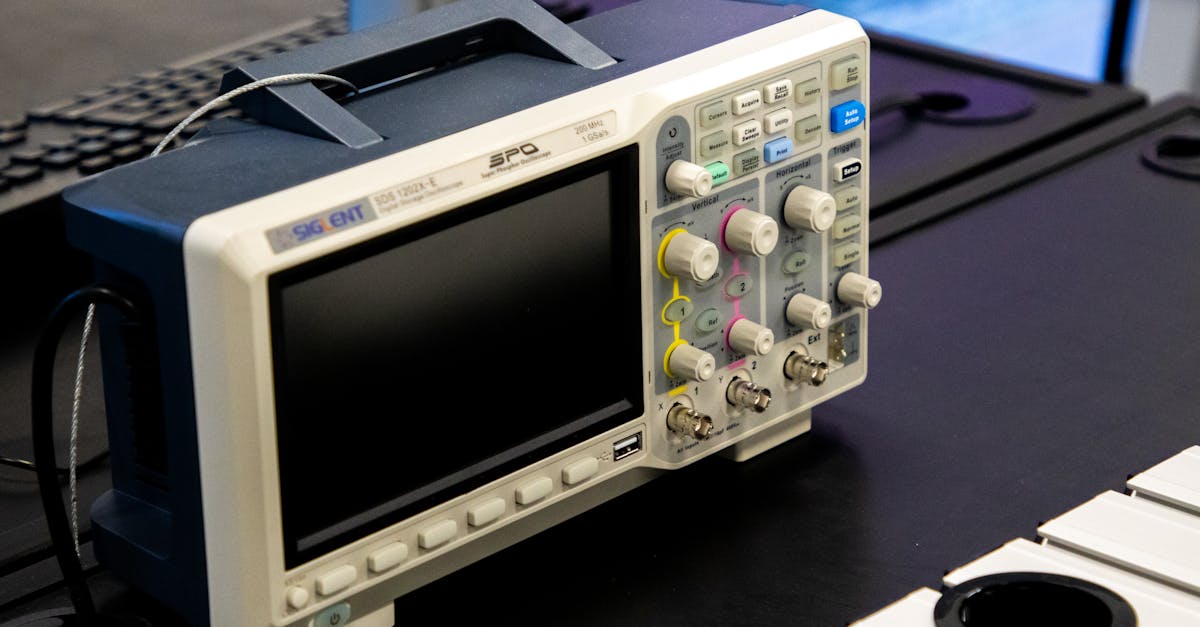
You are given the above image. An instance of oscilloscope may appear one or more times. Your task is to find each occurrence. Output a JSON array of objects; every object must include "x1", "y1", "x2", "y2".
[{"x1": 60, "y1": 1, "x2": 881, "y2": 624}]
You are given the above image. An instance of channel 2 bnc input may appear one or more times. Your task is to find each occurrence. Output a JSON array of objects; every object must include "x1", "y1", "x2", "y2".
[
  {"x1": 666, "y1": 404, "x2": 714, "y2": 440},
  {"x1": 784, "y1": 352, "x2": 829, "y2": 386},
  {"x1": 726, "y1": 378, "x2": 771, "y2": 413}
]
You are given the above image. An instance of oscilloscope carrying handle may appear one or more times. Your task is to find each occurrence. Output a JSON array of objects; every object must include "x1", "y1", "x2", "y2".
[{"x1": 221, "y1": 0, "x2": 617, "y2": 149}]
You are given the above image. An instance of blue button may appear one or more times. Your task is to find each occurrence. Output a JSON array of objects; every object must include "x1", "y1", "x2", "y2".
[
  {"x1": 830, "y1": 100, "x2": 865, "y2": 133},
  {"x1": 763, "y1": 137, "x2": 793, "y2": 164},
  {"x1": 315, "y1": 603, "x2": 351, "y2": 627}
]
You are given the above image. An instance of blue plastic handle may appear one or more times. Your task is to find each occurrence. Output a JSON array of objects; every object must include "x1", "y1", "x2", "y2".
[{"x1": 221, "y1": 0, "x2": 616, "y2": 148}]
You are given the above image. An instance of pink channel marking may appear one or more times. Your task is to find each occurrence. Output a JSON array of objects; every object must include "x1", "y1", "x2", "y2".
[{"x1": 718, "y1": 205, "x2": 746, "y2": 251}]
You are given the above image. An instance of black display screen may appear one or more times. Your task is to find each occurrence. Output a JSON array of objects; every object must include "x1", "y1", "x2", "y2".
[{"x1": 269, "y1": 146, "x2": 642, "y2": 567}]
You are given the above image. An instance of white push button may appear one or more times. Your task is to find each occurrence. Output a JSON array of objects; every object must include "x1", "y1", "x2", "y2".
[
  {"x1": 733, "y1": 120, "x2": 762, "y2": 146},
  {"x1": 763, "y1": 79, "x2": 792, "y2": 104},
  {"x1": 515, "y1": 476, "x2": 553, "y2": 505},
  {"x1": 830, "y1": 56, "x2": 862, "y2": 90},
  {"x1": 417, "y1": 519, "x2": 458, "y2": 549},
  {"x1": 764, "y1": 108, "x2": 793, "y2": 135},
  {"x1": 834, "y1": 158, "x2": 862, "y2": 182},
  {"x1": 562, "y1": 457, "x2": 600, "y2": 485},
  {"x1": 732, "y1": 90, "x2": 762, "y2": 115},
  {"x1": 314, "y1": 565, "x2": 357, "y2": 596},
  {"x1": 367, "y1": 542, "x2": 408, "y2": 573},
  {"x1": 286, "y1": 586, "x2": 310, "y2": 609},
  {"x1": 467, "y1": 498, "x2": 506, "y2": 527}
]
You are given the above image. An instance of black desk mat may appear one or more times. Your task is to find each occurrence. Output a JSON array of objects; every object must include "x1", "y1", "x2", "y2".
[{"x1": 869, "y1": 32, "x2": 1145, "y2": 231}]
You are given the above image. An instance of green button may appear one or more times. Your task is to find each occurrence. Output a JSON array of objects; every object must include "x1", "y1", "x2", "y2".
[
  {"x1": 696, "y1": 308, "x2": 722, "y2": 333},
  {"x1": 783, "y1": 251, "x2": 810, "y2": 275},
  {"x1": 662, "y1": 297, "x2": 694, "y2": 323},
  {"x1": 724, "y1": 272, "x2": 754, "y2": 298},
  {"x1": 705, "y1": 161, "x2": 730, "y2": 186}
]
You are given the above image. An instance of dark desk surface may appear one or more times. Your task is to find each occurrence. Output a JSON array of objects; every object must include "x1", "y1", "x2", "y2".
[{"x1": 2, "y1": 2, "x2": 1196, "y2": 625}]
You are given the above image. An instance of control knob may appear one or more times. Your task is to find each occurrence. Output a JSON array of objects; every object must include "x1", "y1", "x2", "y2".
[
  {"x1": 667, "y1": 344, "x2": 717, "y2": 382},
  {"x1": 724, "y1": 208, "x2": 779, "y2": 256},
  {"x1": 728, "y1": 319, "x2": 774, "y2": 356},
  {"x1": 786, "y1": 293, "x2": 832, "y2": 329},
  {"x1": 837, "y1": 272, "x2": 883, "y2": 309},
  {"x1": 665, "y1": 160, "x2": 713, "y2": 198},
  {"x1": 783, "y1": 185, "x2": 837, "y2": 233},
  {"x1": 663, "y1": 232, "x2": 720, "y2": 282}
]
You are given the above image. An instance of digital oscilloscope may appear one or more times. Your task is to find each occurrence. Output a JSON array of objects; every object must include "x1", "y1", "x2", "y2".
[{"x1": 60, "y1": 1, "x2": 881, "y2": 624}]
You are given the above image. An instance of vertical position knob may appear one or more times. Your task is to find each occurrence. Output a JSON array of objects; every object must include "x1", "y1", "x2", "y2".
[
  {"x1": 665, "y1": 160, "x2": 713, "y2": 198},
  {"x1": 728, "y1": 318, "x2": 774, "y2": 356},
  {"x1": 663, "y1": 232, "x2": 720, "y2": 282},
  {"x1": 784, "y1": 185, "x2": 837, "y2": 233},
  {"x1": 786, "y1": 293, "x2": 832, "y2": 329},
  {"x1": 837, "y1": 272, "x2": 882, "y2": 309},
  {"x1": 724, "y1": 208, "x2": 779, "y2": 256},
  {"x1": 667, "y1": 344, "x2": 717, "y2": 382}
]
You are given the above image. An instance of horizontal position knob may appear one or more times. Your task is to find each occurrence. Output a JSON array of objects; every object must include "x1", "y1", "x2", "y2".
[
  {"x1": 786, "y1": 293, "x2": 832, "y2": 329},
  {"x1": 665, "y1": 160, "x2": 713, "y2": 198},
  {"x1": 784, "y1": 185, "x2": 837, "y2": 233},
  {"x1": 667, "y1": 344, "x2": 717, "y2": 382},
  {"x1": 728, "y1": 318, "x2": 774, "y2": 356},
  {"x1": 663, "y1": 232, "x2": 720, "y2": 282},
  {"x1": 724, "y1": 208, "x2": 779, "y2": 256},
  {"x1": 837, "y1": 272, "x2": 883, "y2": 309}
]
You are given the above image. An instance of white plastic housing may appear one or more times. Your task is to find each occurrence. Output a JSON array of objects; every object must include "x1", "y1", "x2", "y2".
[
  {"x1": 728, "y1": 319, "x2": 774, "y2": 356},
  {"x1": 724, "y1": 209, "x2": 779, "y2": 256},
  {"x1": 786, "y1": 293, "x2": 832, "y2": 329},
  {"x1": 837, "y1": 272, "x2": 882, "y2": 309},
  {"x1": 663, "y1": 232, "x2": 720, "y2": 282},
  {"x1": 665, "y1": 160, "x2": 713, "y2": 198},
  {"x1": 668, "y1": 344, "x2": 717, "y2": 381},
  {"x1": 784, "y1": 185, "x2": 837, "y2": 232}
]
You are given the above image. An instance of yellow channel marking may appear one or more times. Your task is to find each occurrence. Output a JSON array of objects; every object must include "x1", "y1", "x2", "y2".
[{"x1": 668, "y1": 384, "x2": 689, "y2": 397}]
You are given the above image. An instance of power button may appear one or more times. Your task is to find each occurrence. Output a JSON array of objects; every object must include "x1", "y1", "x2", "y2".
[{"x1": 315, "y1": 602, "x2": 351, "y2": 627}]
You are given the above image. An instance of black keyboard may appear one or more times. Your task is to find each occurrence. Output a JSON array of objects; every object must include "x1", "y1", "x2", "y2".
[{"x1": 0, "y1": 11, "x2": 348, "y2": 219}]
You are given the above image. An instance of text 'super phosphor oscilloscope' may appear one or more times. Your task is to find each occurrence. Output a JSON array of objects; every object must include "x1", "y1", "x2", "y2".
[{"x1": 58, "y1": 1, "x2": 881, "y2": 624}]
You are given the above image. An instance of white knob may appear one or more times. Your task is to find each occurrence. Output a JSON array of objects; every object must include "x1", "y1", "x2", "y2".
[
  {"x1": 837, "y1": 272, "x2": 882, "y2": 309},
  {"x1": 286, "y1": 586, "x2": 310, "y2": 609},
  {"x1": 665, "y1": 160, "x2": 713, "y2": 198},
  {"x1": 728, "y1": 319, "x2": 774, "y2": 356},
  {"x1": 784, "y1": 186, "x2": 837, "y2": 233},
  {"x1": 786, "y1": 294, "x2": 832, "y2": 329},
  {"x1": 668, "y1": 344, "x2": 717, "y2": 381},
  {"x1": 724, "y1": 209, "x2": 779, "y2": 256},
  {"x1": 664, "y1": 232, "x2": 720, "y2": 282}
]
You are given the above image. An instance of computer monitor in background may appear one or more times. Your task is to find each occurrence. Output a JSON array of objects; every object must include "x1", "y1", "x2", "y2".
[{"x1": 747, "y1": 0, "x2": 1137, "y2": 83}]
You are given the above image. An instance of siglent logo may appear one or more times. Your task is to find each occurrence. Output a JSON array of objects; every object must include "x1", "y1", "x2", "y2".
[{"x1": 292, "y1": 204, "x2": 366, "y2": 241}]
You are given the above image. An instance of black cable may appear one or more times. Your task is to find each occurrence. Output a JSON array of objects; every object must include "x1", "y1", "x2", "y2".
[
  {"x1": 32, "y1": 285, "x2": 141, "y2": 626},
  {"x1": 0, "y1": 451, "x2": 110, "y2": 476}
]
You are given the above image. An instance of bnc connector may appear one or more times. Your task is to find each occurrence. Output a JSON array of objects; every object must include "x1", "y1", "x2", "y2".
[
  {"x1": 666, "y1": 404, "x2": 715, "y2": 440},
  {"x1": 784, "y1": 352, "x2": 829, "y2": 386},
  {"x1": 726, "y1": 378, "x2": 771, "y2": 413}
]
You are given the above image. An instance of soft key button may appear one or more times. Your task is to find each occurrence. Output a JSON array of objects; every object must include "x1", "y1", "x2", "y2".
[
  {"x1": 764, "y1": 78, "x2": 792, "y2": 104},
  {"x1": 515, "y1": 476, "x2": 554, "y2": 505},
  {"x1": 417, "y1": 519, "x2": 458, "y2": 549},
  {"x1": 285, "y1": 586, "x2": 309, "y2": 610},
  {"x1": 314, "y1": 565, "x2": 357, "y2": 596},
  {"x1": 764, "y1": 109, "x2": 793, "y2": 135},
  {"x1": 562, "y1": 457, "x2": 600, "y2": 485},
  {"x1": 830, "y1": 56, "x2": 862, "y2": 90},
  {"x1": 467, "y1": 498, "x2": 506, "y2": 527},
  {"x1": 732, "y1": 90, "x2": 762, "y2": 115},
  {"x1": 367, "y1": 542, "x2": 408, "y2": 573},
  {"x1": 699, "y1": 100, "x2": 730, "y2": 128},
  {"x1": 733, "y1": 120, "x2": 762, "y2": 146}
]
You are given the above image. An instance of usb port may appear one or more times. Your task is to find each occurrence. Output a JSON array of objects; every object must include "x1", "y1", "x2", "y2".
[{"x1": 613, "y1": 433, "x2": 643, "y2": 461}]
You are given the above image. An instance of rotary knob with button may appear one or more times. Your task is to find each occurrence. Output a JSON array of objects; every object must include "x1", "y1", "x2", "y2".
[
  {"x1": 783, "y1": 185, "x2": 837, "y2": 233},
  {"x1": 665, "y1": 160, "x2": 713, "y2": 198},
  {"x1": 723, "y1": 207, "x2": 779, "y2": 256},
  {"x1": 786, "y1": 293, "x2": 832, "y2": 329},
  {"x1": 727, "y1": 318, "x2": 774, "y2": 356},
  {"x1": 837, "y1": 272, "x2": 883, "y2": 309},
  {"x1": 662, "y1": 231, "x2": 720, "y2": 282},
  {"x1": 667, "y1": 343, "x2": 717, "y2": 381}
]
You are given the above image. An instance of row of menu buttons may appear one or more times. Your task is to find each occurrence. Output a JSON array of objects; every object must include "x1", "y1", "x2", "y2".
[
  {"x1": 290, "y1": 455, "x2": 603, "y2": 609},
  {"x1": 700, "y1": 76, "x2": 821, "y2": 129}
]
